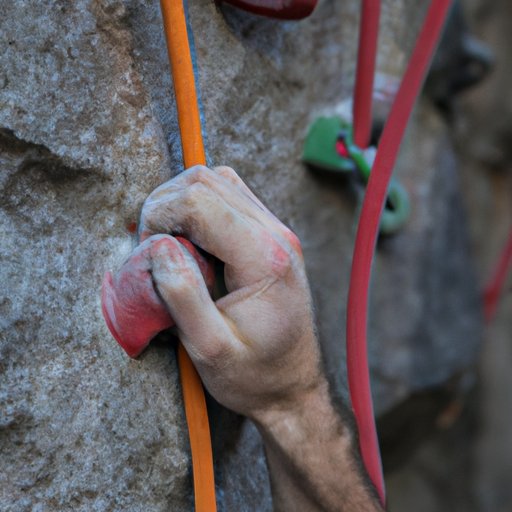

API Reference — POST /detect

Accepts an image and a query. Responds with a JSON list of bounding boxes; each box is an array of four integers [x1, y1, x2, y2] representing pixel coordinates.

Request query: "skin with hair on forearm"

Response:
[[255, 385, 382, 511], [123, 165, 383, 511]]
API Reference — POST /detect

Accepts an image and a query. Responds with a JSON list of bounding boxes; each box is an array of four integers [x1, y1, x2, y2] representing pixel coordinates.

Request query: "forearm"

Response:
[[253, 379, 383, 512], [136, 166, 384, 509]]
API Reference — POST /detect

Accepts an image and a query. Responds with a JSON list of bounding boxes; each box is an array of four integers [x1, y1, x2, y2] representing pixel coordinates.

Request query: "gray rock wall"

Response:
[[0, 0, 481, 510]]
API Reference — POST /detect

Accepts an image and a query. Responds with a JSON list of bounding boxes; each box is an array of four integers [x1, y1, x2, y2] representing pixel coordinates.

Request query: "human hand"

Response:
[[108, 165, 382, 510], [136, 165, 324, 420]]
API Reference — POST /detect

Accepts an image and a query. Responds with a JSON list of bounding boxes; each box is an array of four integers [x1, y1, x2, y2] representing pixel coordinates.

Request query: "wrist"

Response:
[[251, 377, 381, 511], [252, 377, 354, 453]]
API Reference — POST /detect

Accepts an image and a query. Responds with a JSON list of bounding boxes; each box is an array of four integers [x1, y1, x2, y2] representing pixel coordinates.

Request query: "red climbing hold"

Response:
[[101, 236, 215, 358], [220, 0, 317, 20]]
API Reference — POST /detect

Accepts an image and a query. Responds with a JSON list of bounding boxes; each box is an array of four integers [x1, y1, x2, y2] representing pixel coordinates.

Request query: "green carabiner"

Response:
[[380, 179, 410, 235], [303, 116, 410, 234]]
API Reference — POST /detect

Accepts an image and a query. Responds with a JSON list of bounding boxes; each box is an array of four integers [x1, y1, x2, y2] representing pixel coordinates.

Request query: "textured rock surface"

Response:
[[0, 0, 482, 510]]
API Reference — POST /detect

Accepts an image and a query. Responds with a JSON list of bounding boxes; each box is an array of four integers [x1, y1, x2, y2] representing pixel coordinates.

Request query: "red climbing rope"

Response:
[[483, 225, 512, 323], [346, 0, 453, 504], [353, 0, 381, 149]]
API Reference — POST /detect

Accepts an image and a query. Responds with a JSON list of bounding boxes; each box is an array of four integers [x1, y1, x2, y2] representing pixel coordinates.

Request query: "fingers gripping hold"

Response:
[[149, 236, 234, 365], [101, 234, 216, 358], [104, 165, 304, 363], [139, 165, 266, 243], [103, 165, 320, 422], [138, 165, 303, 291]]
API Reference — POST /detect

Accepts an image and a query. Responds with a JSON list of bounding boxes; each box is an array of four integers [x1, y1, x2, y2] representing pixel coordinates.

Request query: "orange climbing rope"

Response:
[[159, 1, 217, 511]]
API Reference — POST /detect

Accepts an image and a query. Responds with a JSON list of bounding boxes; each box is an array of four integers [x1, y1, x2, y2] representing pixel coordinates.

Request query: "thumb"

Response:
[[149, 234, 235, 365]]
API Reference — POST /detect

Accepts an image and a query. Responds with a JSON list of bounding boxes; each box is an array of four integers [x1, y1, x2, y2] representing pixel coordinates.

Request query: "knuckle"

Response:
[[186, 165, 214, 187], [167, 271, 195, 296], [215, 165, 238, 180], [267, 238, 294, 277], [182, 181, 209, 208], [195, 339, 231, 368], [150, 238, 200, 285], [178, 264, 201, 287], [282, 228, 303, 255], [187, 164, 210, 176], [170, 257, 201, 288], [158, 265, 200, 304]]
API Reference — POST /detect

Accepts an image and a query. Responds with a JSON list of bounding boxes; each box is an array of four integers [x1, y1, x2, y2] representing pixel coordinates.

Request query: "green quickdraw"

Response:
[[303, 117, 410, 235]]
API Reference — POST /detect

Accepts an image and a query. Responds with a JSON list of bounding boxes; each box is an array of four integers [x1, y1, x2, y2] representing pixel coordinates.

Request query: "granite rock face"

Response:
[[0, 0, 481, 510]]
